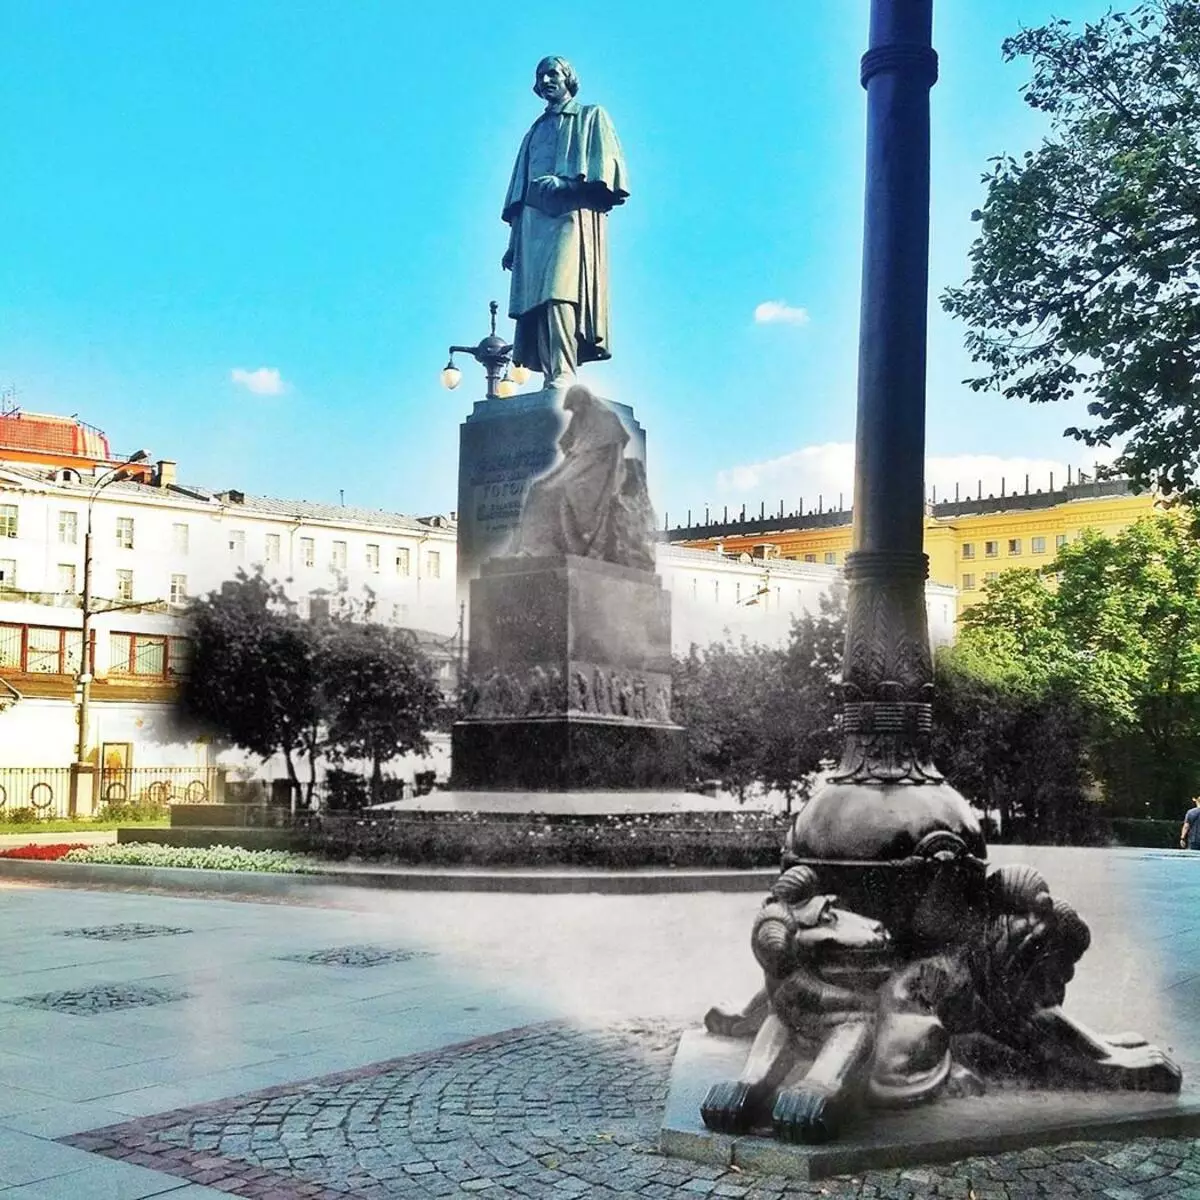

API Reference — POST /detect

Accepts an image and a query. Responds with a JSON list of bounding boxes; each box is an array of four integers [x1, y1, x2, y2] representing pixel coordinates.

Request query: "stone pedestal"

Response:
[[451, 554, 685, 790]]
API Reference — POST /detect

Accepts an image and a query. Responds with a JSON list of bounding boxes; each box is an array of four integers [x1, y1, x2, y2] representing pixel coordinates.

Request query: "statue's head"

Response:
[[533, 56, 579, 102]]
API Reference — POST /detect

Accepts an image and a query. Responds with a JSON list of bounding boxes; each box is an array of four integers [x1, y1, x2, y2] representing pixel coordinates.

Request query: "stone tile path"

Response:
[[0, 846, 1198, 1197]]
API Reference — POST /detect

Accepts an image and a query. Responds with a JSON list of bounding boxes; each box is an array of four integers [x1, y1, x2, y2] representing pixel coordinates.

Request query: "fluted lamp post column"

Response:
[[782, 0, 987, 940], [441, 301, 528, 401]]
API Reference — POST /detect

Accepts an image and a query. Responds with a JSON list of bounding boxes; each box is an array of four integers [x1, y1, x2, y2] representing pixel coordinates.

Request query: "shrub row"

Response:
[[303, 813, 790, 868]]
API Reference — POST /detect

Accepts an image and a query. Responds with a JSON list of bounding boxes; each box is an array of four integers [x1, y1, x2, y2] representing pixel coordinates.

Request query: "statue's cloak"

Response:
[[512, 389, 630, 558], [503, 99, 629, 365]]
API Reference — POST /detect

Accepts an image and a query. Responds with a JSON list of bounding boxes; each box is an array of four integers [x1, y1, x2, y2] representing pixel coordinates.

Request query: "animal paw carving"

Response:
[[771, 1087, 838, 1144], [1090, 1042, 1182, 1093], [945, 1062, 986, 1098], [700, 1080, 757, 1134]]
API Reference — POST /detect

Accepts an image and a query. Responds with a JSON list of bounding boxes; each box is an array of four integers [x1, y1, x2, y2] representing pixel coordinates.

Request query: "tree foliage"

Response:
[[321, 624, 442, 799], [181, 571, 443, 807], [670, 589, 844, 807], [955, 513, 1200, 818], [182, 573, 324, 804], [943, 1, 1200, 500]]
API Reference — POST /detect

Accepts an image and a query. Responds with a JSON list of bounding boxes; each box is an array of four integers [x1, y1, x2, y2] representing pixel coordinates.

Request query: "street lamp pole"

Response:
[[69, 450, 149, 815], [441, 301, 528, 400]]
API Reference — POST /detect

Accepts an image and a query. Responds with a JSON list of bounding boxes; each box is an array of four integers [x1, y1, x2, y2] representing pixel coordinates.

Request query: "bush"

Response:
[[95, 799, 169, 823], [1108, 818, 1181, 849], [4, 807, 39, 825]]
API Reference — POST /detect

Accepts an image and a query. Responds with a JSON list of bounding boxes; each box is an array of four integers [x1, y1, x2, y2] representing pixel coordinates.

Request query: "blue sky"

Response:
[[1, 0, 1118, 525]]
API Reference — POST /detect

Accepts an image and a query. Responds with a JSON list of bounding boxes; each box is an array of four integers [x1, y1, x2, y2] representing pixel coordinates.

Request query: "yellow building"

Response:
[[669, 477, 1159, 618]]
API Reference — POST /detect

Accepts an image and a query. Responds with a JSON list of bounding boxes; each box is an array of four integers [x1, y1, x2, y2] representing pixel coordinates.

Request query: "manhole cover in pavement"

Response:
[[59, 924, 193, 941], [279, 944, 433, 968], [4, 983, 192, 1015]]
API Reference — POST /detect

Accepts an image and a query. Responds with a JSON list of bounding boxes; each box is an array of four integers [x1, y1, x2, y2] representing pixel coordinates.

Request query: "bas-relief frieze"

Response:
[[460, 662, 671, 723]]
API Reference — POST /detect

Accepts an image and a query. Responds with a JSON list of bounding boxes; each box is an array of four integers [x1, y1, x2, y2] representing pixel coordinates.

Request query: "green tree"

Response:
[[955, 514, 1200, 818], [670, 588, 845, 809], [943, 2, 1200, 500], [321, 624, 442, 802], [181, 572, 325, 808]]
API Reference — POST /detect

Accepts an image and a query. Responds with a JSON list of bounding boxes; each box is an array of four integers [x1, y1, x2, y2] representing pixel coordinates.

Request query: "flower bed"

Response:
[[0, 843, 91, 861], [61, 843, 324, 874]]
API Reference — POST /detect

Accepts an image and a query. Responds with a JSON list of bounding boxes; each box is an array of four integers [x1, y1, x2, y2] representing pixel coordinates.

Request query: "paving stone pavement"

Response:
[[60, 1021, 1200, 1199]]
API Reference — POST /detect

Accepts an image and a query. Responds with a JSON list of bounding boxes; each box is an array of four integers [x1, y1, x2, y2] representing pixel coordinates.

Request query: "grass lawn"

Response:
[[0, 817, 170, 835]]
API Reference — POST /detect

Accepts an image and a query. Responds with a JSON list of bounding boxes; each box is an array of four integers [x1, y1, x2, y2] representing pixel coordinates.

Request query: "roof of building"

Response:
[[0, 411, 112, 461], [0, 462, 455, 534]]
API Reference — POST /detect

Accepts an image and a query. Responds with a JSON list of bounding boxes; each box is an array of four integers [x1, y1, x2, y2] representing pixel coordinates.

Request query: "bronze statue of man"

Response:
[[502, 56, 629, 389]]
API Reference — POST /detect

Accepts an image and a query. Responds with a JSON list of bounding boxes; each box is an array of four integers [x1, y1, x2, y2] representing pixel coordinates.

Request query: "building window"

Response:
[[58, 511, 78, 545], [396, 547, 411, 577], [0, 559, 16, 590], [57, 564, 77, 595], [115, 569, 133, 602], [803, 553, 817, 563], [0, 504, 17, 539], [1008, 538, 1022, 556], [961, 542, 975, 560], [228, 530, 246, 559], [962, 573, 975, 591], [427, 550, 441, 579], [1032, 536, 1046, 554], [365, 543, 380, 573], [265, 533, 281, 564], [824, 552, 837, 565], [984, 571, 998, 584], [300, 537, 315, 568], [331, 540, 347, 571], [108, 632, 191, 678], [1056, 533, 1068, 548], [170, 574, 188, 604], [0, 624, 82, 674], [984, 540, 998, 558], [116, 517, 134, 549]]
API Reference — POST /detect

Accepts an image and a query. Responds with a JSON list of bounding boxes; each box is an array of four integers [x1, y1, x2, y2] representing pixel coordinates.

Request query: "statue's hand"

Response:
[[502, 248, 514, 271]]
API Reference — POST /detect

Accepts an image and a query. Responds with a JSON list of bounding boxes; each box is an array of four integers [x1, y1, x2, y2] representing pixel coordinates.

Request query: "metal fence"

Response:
[[98, 766, 224, 808], [0, 767, 73, 820]]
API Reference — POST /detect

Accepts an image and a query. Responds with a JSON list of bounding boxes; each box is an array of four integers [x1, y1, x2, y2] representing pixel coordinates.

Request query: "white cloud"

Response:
[[754, 300, 810, 326], [715, 443, 1121, 510], [230, 366, 289, 396]]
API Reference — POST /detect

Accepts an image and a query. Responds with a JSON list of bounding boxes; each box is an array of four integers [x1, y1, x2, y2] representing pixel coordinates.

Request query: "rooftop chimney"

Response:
[[155, 459, 177, 488]]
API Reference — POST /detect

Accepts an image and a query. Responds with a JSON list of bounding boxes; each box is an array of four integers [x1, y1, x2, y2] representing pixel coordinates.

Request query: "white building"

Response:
[[0, 411, 958, 806], [0, 412, 457, 802]]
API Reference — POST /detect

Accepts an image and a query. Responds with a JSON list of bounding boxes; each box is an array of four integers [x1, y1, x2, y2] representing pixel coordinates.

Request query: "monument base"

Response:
[[450, 717, 686, 791], [661, 1030, 1200, 1181]]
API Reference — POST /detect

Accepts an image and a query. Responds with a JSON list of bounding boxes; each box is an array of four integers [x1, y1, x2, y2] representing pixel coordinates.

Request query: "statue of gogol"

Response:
[[502, 56, 628, 390], [502, 59, 652, 571]]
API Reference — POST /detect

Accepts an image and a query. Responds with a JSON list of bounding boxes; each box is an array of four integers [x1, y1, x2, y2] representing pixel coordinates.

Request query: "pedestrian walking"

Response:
[[1180, 800, 1200, 850]]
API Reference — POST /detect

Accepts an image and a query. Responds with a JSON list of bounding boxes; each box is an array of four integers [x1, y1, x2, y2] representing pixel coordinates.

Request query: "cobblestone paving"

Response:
[[56, 1022, 1200, 1198], [3, 981, 192, 1014], [58, 922, 194, 940], [279, 944, 435, 968]]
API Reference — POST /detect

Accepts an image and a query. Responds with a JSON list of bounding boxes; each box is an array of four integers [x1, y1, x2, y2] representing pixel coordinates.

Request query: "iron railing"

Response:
[[0, 767, 73, 819], [98, 766, 224, 807]]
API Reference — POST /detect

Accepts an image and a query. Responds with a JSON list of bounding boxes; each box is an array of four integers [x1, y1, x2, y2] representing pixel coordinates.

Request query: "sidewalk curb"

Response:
[[0, 857, 778, 897]]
